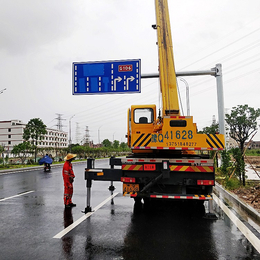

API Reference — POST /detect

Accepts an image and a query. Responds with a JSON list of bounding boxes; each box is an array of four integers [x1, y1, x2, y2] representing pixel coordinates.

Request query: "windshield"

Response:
[[134, 108, 153, 124]]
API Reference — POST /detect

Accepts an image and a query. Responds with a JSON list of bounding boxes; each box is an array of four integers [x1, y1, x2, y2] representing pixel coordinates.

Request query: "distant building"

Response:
[[89, 140, 102, 148], [245, 141, 260, 150], [225, 135, 238, 149], [0, 120, 68, 152]]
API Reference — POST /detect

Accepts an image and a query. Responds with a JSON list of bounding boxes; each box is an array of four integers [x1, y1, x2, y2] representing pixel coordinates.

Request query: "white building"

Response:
[[0, 120, 68, 152]]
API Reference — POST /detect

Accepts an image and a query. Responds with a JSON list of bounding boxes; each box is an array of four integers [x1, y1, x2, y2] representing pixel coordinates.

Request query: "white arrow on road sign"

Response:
[[126, 76, 135, 90], [113, 76, 122, 91]]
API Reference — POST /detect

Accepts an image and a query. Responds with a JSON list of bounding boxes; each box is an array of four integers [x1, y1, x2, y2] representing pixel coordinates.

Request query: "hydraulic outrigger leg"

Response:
[[204, 197, 217, 220], [85, 179, 92, 213], [84, 157, 122, 213], [85, 159, 95, 213]]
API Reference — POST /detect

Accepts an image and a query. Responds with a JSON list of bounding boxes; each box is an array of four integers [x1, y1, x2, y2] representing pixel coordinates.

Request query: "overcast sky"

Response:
[[1, 0, 260, 144]]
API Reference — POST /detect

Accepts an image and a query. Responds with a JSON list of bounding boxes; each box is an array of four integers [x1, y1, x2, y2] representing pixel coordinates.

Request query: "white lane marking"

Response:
[[213, 194, 260, 253], [53, 192, 119, 239], [0, 190, 34, 202]]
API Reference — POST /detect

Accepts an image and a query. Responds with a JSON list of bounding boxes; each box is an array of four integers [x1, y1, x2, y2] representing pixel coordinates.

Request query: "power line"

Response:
[[179, 16, 260, 70]]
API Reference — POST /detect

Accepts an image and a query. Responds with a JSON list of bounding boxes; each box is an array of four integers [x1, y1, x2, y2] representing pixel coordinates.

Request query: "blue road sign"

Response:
[[72, 59, 141, 95]]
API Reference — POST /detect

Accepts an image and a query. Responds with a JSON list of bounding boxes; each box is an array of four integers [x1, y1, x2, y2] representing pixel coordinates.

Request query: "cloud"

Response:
[[0, 0, 77, 55]]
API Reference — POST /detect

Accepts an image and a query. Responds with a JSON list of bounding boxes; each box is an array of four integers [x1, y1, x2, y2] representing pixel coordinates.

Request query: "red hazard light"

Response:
[[121, 177, 136, 183], [197, 180, 214, 186]]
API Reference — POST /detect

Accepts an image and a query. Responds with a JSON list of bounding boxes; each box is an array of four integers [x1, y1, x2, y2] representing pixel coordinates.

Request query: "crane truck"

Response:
[[84, 0, 225, 216]]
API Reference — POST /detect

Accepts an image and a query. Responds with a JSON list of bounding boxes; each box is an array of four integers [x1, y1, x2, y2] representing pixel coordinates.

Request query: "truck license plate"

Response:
[[123, 183, 139, 193]]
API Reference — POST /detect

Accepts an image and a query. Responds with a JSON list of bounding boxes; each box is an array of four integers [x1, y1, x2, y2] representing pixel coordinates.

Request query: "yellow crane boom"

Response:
[[155, 0, 180, 116]]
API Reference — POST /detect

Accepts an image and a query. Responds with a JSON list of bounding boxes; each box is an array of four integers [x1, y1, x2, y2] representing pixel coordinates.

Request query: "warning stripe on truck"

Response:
[[122, 158, 213, 164], [132, 146, 223, 151], [149, 194, 212, 200], [123, 192, 138, 196], [122, 164, 213, 172], [122, 164, 143, 171], [123, 193, 212, 200], [132, 133, 151, 147], [206, 134, 224, 149], [170, 165, 214, 172]]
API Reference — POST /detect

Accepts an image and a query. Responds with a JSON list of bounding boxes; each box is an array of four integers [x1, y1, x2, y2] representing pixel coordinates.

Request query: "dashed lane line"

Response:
[[0, 190, 35, 202], [53, 192, 119, 239], [213, 194, 260, 253]]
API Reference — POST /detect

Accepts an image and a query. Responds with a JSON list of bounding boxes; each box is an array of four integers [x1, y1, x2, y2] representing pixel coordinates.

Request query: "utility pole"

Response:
[[76, 122, 81, 144], [55, 113, 65, 131], [84, 126, 90, 146]]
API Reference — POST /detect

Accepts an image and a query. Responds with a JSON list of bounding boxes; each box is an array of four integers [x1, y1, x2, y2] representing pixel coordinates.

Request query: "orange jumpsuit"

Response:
[[62, 160, 75, 206]]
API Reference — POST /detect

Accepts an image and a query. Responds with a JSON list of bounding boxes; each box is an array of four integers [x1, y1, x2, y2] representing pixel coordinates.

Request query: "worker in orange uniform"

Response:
[[63, 153, 77, 208]]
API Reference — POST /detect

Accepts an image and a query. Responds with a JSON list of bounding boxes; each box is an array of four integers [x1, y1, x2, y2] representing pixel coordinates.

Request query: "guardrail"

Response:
[[214, 183, 260, 226]]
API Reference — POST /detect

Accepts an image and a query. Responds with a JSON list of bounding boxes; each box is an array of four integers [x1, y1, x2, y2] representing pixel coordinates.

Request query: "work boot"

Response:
[[69, 203, 76, 207]]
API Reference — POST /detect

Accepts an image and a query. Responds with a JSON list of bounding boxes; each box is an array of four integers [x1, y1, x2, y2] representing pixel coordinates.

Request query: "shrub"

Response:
[[220, 149, 232, 175], [224, 177, 241, 190]]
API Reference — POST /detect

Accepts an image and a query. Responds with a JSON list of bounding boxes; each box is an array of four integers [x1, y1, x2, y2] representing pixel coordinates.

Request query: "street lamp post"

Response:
[[98, 126, 102, 145], [179, 78, 190, 116], [113, 132, 116, 142], [69, 115, 75, 152], [0, 88, 6, 95]]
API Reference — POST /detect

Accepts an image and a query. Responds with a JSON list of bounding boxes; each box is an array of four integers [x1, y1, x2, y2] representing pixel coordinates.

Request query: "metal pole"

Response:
[[215, 64, 226, 145], [85, 179, 92, 213], [69, 115, 75, 152], [186, 82, 190, 116], [141, 69, 216, 79], [179, 78, 190, 116], [98, 126, 102, 145], [113, 132, 116, 142]]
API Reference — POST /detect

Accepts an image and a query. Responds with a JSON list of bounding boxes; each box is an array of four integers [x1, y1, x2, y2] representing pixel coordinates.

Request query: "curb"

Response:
[[214, 182, 260, 224]]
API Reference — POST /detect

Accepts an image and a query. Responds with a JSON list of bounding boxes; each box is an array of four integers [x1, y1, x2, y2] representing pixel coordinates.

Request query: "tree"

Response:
[[199, 122, 219, 134], [0, 145, 4, 164], [102, 139, 112, 148], [0, 145, 4, 154], [71, 145, 86, 159], [230, 147, 245, 184], [23, 118, 47, 162], [12, 142, 35, 164], [225, 104, 260, 185], [220, 149, 231, 176], [113, 140, 120, 149], [120, 142, 128, 150]]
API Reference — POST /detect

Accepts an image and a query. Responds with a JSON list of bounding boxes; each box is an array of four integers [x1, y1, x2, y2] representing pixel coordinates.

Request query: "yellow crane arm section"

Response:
[[155, 0, 180, 116]]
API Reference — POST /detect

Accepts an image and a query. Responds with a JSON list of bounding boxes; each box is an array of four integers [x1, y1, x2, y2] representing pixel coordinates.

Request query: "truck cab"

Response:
[[127, 104, 156, 152]]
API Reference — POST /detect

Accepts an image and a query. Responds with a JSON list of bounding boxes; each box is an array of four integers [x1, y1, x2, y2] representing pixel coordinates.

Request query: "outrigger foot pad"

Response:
[[203, 213, 218, 220], [84, 206, 92, 214]]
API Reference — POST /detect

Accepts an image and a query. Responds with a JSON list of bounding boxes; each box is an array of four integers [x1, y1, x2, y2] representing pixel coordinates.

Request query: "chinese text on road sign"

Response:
[[73, 59, 141, 95]]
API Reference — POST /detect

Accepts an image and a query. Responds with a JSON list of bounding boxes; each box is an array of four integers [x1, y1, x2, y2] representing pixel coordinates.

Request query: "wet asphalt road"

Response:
[[0, 159, 260, 260]]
